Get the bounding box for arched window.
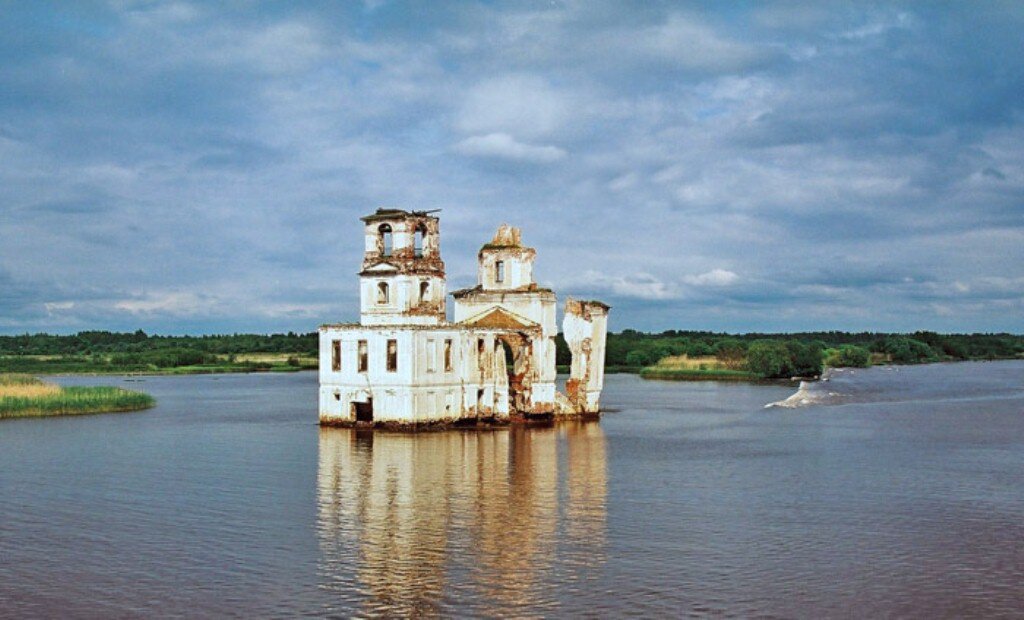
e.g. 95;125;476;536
378;224;393;257
414;224;426;258
495;260;505;283
419;281;430;304
377;281;389;304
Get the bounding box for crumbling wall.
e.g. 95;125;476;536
559;299;610;414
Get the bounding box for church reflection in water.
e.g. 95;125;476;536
316;422;607;617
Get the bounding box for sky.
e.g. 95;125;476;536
1;1;1023;335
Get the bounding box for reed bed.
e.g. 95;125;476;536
0;374;155;419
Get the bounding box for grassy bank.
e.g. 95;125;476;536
639;354;763;382
0;374;155;419
639;367;761;381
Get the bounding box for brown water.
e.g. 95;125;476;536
1;361;1022;617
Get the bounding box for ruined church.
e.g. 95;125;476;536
318;209;609;428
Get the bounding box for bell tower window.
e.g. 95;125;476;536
414;224;426;258
495;260;505;283
419;281;430;304
377;282;389;304
379;224;393;257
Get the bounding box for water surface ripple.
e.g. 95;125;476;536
1;361;1022;617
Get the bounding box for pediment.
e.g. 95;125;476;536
460;306;539;330
363;262;399;273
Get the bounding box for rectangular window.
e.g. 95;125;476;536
426;339;436;372
331;340;341;372
495;260;505;283
444;339;452;372
386;339;398;372
357;340;368;373
477;337;485;371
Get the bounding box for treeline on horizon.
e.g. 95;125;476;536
0;329;1021;377
600;329;1024;378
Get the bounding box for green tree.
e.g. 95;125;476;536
786;340;823;376
824;345;870;368
625;350;654;367
746;340;794;378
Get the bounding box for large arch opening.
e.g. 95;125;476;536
496;332;532;414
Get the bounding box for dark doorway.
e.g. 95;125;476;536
353;399;373;423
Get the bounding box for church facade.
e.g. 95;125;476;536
318;209;608;428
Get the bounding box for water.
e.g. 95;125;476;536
1;362;1022;618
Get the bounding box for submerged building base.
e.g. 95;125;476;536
319;410;599;432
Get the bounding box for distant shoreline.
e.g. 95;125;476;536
638;356;1022;384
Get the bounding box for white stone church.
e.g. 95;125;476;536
318;209;609;428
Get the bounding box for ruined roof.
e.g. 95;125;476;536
458;307;539;330
450;284;555;298
360;208;440;223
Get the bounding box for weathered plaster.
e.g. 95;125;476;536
319;212;608;429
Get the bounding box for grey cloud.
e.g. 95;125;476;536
0;1;1021;334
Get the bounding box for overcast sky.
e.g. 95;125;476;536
2;1;1022;335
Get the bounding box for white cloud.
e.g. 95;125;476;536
684;269;739;287
608;172;638;192
581;271;678;300
44;301;75;315
114;292;205;315
634;14;773;72
838;12;914;40
453;133;566;164
457;74;570;140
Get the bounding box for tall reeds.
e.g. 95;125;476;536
0;374;155;419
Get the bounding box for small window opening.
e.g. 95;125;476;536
333;392;341;401
377;281;389;304
477;337;486;371
444;339;453;372
386;339;398;372
357;340;368;373
419;281;430;304
331;340;341;372
414;224;426;258
379;224;393;257
495;260;505;283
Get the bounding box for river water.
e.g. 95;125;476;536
1;361;1022;618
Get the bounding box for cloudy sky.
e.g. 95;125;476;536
2;1;1022;335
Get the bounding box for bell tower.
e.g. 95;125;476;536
358;209;446;326
477;224;537;291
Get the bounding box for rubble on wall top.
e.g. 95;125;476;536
360;208;441;223
451;283;555;298
481;223;523;249
565;298;612;314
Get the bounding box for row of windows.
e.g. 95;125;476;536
330;338;454;373
375;281;432;305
